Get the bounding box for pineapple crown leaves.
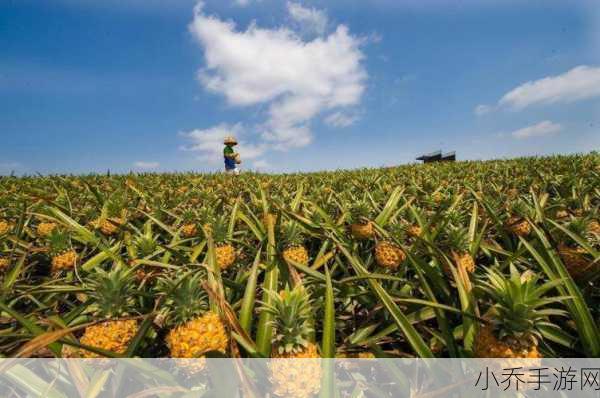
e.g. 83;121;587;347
204;215;229;244
179;208;197;225
132;231;160;259
508;199;534;219
557;218;599;247
155;270;208;326
85;265;138;319
438;225;470;253
477;264;569;342
48;229;72;255
104;195;127;218
348;201;373;225
382;223;406;243
260;284;314;354
280;221;305;248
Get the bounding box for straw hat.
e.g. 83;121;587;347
224;136;238;145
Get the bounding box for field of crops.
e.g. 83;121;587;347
1;153;599;364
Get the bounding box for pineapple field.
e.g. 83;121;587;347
1;153;599;363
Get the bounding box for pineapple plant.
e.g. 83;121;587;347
94;198;127;236
70;266;139;358
374;224;406;269
0;219;11;236
348;201;374;240
281;221;309;266
473;265;566;358
157;271;229;372
179;208;198;238
504;200;532;237
438;225;475;274
126;224;160;281
49;229;77;273
407;224;422;238
555;218;599;280
37;221;57;237
206;216;236;270
588;219;600;236
261;285;321;398
0;255;10;271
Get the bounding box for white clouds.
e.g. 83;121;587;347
251;159;271;170
133;161;160;170
499;65;600;110
474;104;492;116
324;111;360;127
287;2;328;36
180;123;266;163
188;2;367;152
510;120;562;139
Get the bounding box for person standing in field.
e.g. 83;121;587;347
223;136;241;175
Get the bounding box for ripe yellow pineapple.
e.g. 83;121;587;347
179;208;198;238
505;201;532;237
473;265;565;358
70;266;139;358
281;221;309;266
588;220;600;236
49;230;77;273
432;191;444;204
439;226;475;275
375;224;407;269
375;241;406;269
157;271;229;373
262;285;321;398
348;201;374;240
181;223;197;238
0;256;10;271
0;220;11;235
94;198;127;236
505;217;531;237
36;222;57;237
206;217;236;270
407;224;422;238
97;217;124;236
555;219;599;280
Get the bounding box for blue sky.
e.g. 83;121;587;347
1;0;599;175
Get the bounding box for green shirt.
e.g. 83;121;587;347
224;145;234;156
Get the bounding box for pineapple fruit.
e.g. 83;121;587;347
0;256;10;271
281;222;309;266
0;220;11;235
589;220;600;236
206;217;236;270
262;285;321;398
49;229;77;273
179;209;198;238
348;201;374;240
407;224;422;238
157;271;229;373
36;222;57;237
70;266;139;358
504;201;532;237
555;219;599;280
473;265;565;358
439;226;475;274
94;198;127;236
374;224;406;269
